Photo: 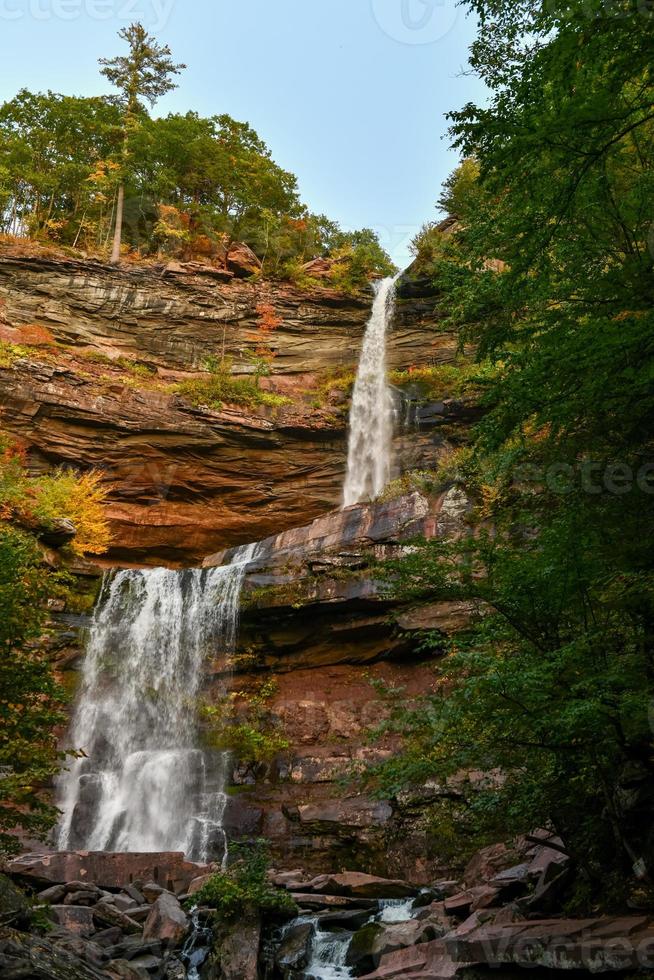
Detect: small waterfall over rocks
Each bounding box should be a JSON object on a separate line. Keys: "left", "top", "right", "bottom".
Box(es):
{"left": 342, "top": 274, "right": 399, "bottom": 507}
{"left": 56, "top": 542, "right": 258, "bottom": 862}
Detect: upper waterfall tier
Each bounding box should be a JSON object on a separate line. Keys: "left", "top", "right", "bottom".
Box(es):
{"left": 342, "top": 276, "right": 398, "bottom": 507}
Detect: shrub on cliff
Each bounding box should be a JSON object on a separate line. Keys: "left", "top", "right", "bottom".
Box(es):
{"left": 201, "top": 679, "right": 290, "bottom": 769}
{"left": 189, "top": 840, "right": 297, "bottom": 920}
{"left": 0, "top": 437, "right": 110, "bottom": 556}
{"left": 176, "top": 358, "right": 290, "bottom": 413}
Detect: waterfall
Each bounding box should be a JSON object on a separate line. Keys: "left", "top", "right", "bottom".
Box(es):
{"left": 342, "top": 274, "right": 398, "bottom": 507}
{"left": 56, "top": 543, "right": 258, "bottom": 861}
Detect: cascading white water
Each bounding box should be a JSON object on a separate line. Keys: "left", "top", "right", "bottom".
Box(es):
{"left": 342, "top": 274, "right": 399, "bottom": 507}
{"left": 282, "top": 916, "right": 353, "bottom": 980}
{"left": 277, "top": 897, "right": 419, "bottom": 979}
{"left": 376, "top": 897, "right": 416, "bottom": 923}
{"left": 56, "top": 543, "right": 258, "bottom": 861}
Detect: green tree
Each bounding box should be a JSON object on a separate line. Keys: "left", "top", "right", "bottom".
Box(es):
{"left": 0, "top": 89, "right": 120, "bottom": 243}
{"left": 99, "top": 22, "right": 185, "bottom": 263}
{"left": 375, "top": 0, "right": 654, "bottom": 906}
{"left": 0, "top": 525, "right": 68, "bottom": 855}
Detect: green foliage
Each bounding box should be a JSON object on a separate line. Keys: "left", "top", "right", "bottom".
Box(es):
{"left": 307, "top": 366, "right": 357, "bottom": 409}
{"left": 389, "top": 360, "right": 493, "bottom": 401}
{"left": 375, "top": 469, "right": 443, "bottom": 504}
{"left": 99, "top": 23, "right": 185, "bottom": 113}
{"left": 187, "top": 840, "right": 297, "bottom": 920}
{"left": 0, "top": 341, "right": 34, "bottom": 368}
{"left": 0, "top": 435, "right": 111, "bottom": 852}
{"left": 437, "top": 158, "right": 481, "bottom": 220}
{"left": 0, "top": 436, "right": 111, "bottom": 556}
{"left": 327, "top": 229, "right": 397, "bottom": 292}
{"left": 176, "top": 357, "right": 290, "bottom": 412}
{"left": 364, "top": 0, "right": 654, "bottom": 907}
{"left": 0, "top": 523, "right": 68, "bottom": 855}
{"left": 32, "top": 470, "right": 111, "bottom": 556}
{"left": 0, "top": 89, "right": 121, "bottom": 244}
{"left": 0, "top": 68, "right": 393, "bottom": 285}
{"left": 373, "top": 508, "right": 654, "bottom": 904}
{"left": 201, "top": 678, "right": 290, "bottom": 766}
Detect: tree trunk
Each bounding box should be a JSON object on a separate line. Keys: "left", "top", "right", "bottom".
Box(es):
{"left": 110, "top": 183, "right": 125, "bottom": 265}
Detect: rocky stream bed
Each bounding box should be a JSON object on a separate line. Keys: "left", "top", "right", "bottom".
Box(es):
{"left": 3, "top": 841, "right": 654, "bottom": 980}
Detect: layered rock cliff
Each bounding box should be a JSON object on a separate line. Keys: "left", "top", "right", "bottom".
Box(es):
{"left": 0, "top": 247, "right": 459, "bottom": 563}
{"left": 206, "top": 490, "right": 475, "bottom": 882}
{"left": 1, "top": 244, "right": 476, "bottom": 883}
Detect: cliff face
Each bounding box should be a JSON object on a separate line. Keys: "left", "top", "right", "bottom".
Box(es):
{"left": 2, "top": 246, "right": 476, "bottom": 880}
{"left": 200, "top": 490, "right": 475, "bottom": 882}
{"left": 0, "top": 249, "right": 458, "bottom": 563}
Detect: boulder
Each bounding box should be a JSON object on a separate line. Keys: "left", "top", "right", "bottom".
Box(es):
{"left": 142, "top": 892, "right": 189, "bottom": 945}
{"left": 275, "top": 921, "right": 314, "bottom": 971}
{"left": 128, "top": 904, "right": 154, "bottom": 923}
{"left": 64, "top": 890, "right": 101, "bottom": 907}
{"left": 187, "top": 874, "right": 212, "bottom": 896}
{"left": 318, "top": 907, "right": 374, "bottom": 930}
{"left": 93, "top": 927, "right": 123, "bottom": 947}
{"left": 162, "top": 957, "right": 187, "bottom": 979}
{"left": 489, "top": 862, "right": 531, "bottom": 890}
{"left": 226, "top": 242, "right": 262, "bottom": 278}
{"left": 122, "top": 884, "right": 146, "bottom": 905}
{"left": 446, "top": 916, "right": 654, "bottom": 972}
{"left": 346, "top": 921, "right": 385, "bottom": 974}
{"left": 53, "top": 935, "right": 107, "bottom": 969}
{"left": 0, "top": 928, "right": 109, "bottom": 980}
{"left": 269, "top": 869, "right": 308, "bottom": 890}
{"left": 463, "top": 843, "right": 520, "bottom": 887}
{"left": 93, "top": 900, "right": 142, "bottom": 934}
{"left": 130, "top": 954, "right": 164, "bottom": 972}
{"left": 142, "top": 882, "right": 165, "bottom": 903}
{"left": 204, "top": 916, "right": 261, "bottom": 979}
{"left": 38, "top": 883, "right": 68, "bottom": 904}
{"left": 103, "top": 936, "right": 163, "bottom": 961}
{"left": 290, "top": 892, "right": 377, "bottom": 910}
{"left": 359, "top": 938, "right": 469, "bottom": 980}
{"left": 444, "top": 886, "right": 500, "bottom": 918}
{"left": 347, "top": 918, "right": 450, "bottom": 974}
{"left": 8, "top": 851, "right": 210, "bottom": 895}
{"left": 306, "top": 872, "right": 416, "bottom": 899}
{"left": 49, "top": 905, "right": 96, "bottom": 937}
{"left": 105, "top": 959, "right": 151, "bottom": 979}
{"left": 114, "top": 894, "right": 139, "bottom": 913}
{"left": 0, "top": 874, "right": 29, "bottom": 923}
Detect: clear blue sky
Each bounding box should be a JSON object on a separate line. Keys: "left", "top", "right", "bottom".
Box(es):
{"left": 0, "top": 0, "right": 485, "bottom": 268}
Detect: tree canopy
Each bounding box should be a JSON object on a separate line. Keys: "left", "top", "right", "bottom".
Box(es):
{"left": 0, "top": 25, "right": 394, "bottom": 287}
{"left": 378, "top": 0, "right": 654, "bottom": 908}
